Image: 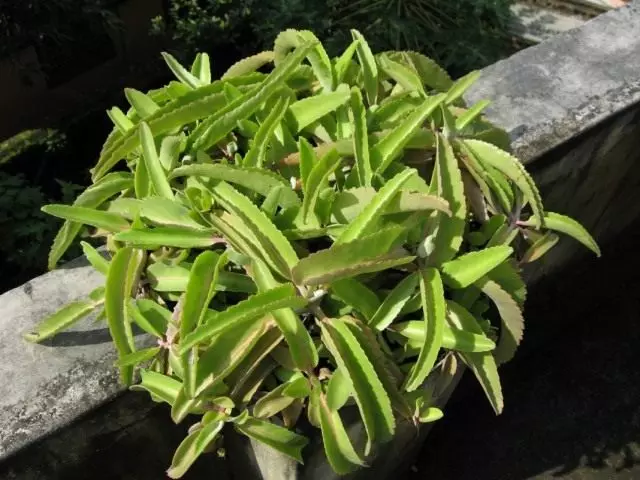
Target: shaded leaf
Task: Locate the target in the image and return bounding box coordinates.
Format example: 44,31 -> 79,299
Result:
234,416 -> 308,463
520,212 -> 600,256
166,419 -> 224,479
331,278 -> 380,322
222,51 -> 275,79
369,273 -> 419,331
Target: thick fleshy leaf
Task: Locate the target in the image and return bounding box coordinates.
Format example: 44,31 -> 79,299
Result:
298,30 -> 335,91
291,226 -> 414,286
477,278 -> 524,364
131,197 -> 203,229
288,90 -> 350,133
334,39 -> 359,84
521,231 -> 559,263
158,135 -> 182,171
300,148 -> 341,225
391,322 -> 496,353
115,227 -> 216,249
349,87 -> 372,187
24,286 -> 105,343
179,284 -> 307,352
326,368 -> 352,411
81,241 -> 110,275
139,122 -> 173,199
441,246 -> 513,289
446,301 -> 503,414
116,347 -> 161,368
105,247 -> 145,385
320,317 -> 395,451
388,51 -> 452,92
331,278 -> 380,322
464,139 -> 545,228
444,70 -> 481,105
403,268 -> 445,392
419,407 -> 443,423
107,106 -> 134,133
166,419 -> 224,479
132,370 -> 183,406
519,212 -> 600,256
222,51 -> 275,79
162,52 -> 204,89
336,169 -> 417,244
370,94 -> 445,174
249,257 -> 318,370
234,416 -> 308,463
128,298 -> 170,337
377,53 -> 425,95
124,88 -> 159,118
486,261 -> 526,307
318,390 -> 364,474
455,99 -> 491,131
146,261 -> 255,294
191,52 -> 211,84
254,383 -> 297,419
43,204 -> 129,232
351,29 -> 378,105
244,96 -> 290,168
369,273 -> 419,331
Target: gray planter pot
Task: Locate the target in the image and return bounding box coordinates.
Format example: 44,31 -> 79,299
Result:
225,367 -> 463,480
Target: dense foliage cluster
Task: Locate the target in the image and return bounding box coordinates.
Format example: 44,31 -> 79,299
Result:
27,30 -> 598,477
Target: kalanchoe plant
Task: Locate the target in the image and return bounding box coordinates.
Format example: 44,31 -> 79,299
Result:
26,29 -> 600,477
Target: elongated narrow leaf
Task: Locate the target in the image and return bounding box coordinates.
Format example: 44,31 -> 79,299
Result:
132,370 -> 182,406
180,284 -> 306,352
116,347 -> 160,368
170,163 -> 299,209
335,39 -> 359,84
253,383 -> 296,419
404,268 -> 445,391
81,241 -> 109,275
377,53 -> 425,95
158,135 -> 183,171
244,96 -> 290,168
326,368 -> 352,411
318,390 -> 364,474
298,30 -> 335,91
464,139 -> 544,228
320,317 -> 395,450
105,247 -> 145,384
351,29 -> 378,105
371,94 -> 445,174
162,52 -> 203,89
115,227 -> 216,248
388,51 -> 452,92
336,169 -> 417,244
167,419 -> 224,479
107,106 -> 134,133
521,231 -> 559,263
223,51 -> 274,79
24,288 -> 104,343
477,278 -> 524,364
234,416 -> 308,463
301,148 -> 341,225
146,261 -> 255,293
392,322 -> 495,353
249,257 -> 318,370
444,70 -> 481,105
455,99 -> 491,131
349,87 -> 371,187
136,197 -> 203,229
291,226 -> 414,286
124,88 -> 159,118
191,52 -> 211,84
128,298 -> 170,337
191,43 -> 313,152
520,212 -> 600,256
446,301 -> 503,413
441,246 -> 513,289
43,204 -> 129,232
287,90 -> 350,133
140,122 -> 173,199
369,273 -> 418,331
421,134 -> 466,265
331,278 -> 380,322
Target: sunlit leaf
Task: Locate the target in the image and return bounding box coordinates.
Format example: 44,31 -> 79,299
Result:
162,52 -> 204,89
351,29 -> 378,105
42,204 -> 129,232
331,278 -> 380,322
222,51 -> 275,79
115,227 -> 216,248
139,122 -> 174,199
519,212 -> 600,256
287,89 -> 350,133
166,418 -> 224,479
80,241 -> 110,275
234,416 -> 308,463
441,246 -> 513,289
369,273 -> 418,331
244,96 -> 290,168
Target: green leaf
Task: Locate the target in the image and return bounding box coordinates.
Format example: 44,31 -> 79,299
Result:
43,204 -> 129,232
253,383 -> 296,419
300,148 -> 341,225
139,122 -> 173,199
477,278 -> 524,364
298,30 -> 335,91
132,370 -> 183,406
180,284 -> 307,353
244,96 -> 290,168
234,416 -> 308,463
134,156 -> 151,199
81,241 -> 109,275
287,89 -> 350,133
162,52 -> 203,89
158,135 -> 183,171
167,419 -> 224,479
521,231 -> 559,263
369,273 -> 419,331
191,43 -> 314,152
317,389 -> 364,474
249,257 -> 318,370
105,247 -> 145,385
298,137 -> 317,193
370,94 -> 445,174
393,321 -> 495,353
403,268 -> 445,392
291,226 -> 414,286
334,39 -> 359,84
136,197 -> 204,229
351,29 -> 378,105
336,169 -> 417,244
170,163 -> 300,209
331,278 -> 380,322
116,347 -> 160,368
222,51 -> 275,79
441,246 -> 513,289
387,51 -> 452,92
326,368 -> 352,410
191,52 -> 211,84
421,134 -> 466,265
115,227 -> 216,248
455,99 -> 491,131
464,139 -> 545,228
146,261 -> 255,293
377,53 -> 425,95
24,287 -> 105,343
444,70 -> 481,105
320,317 -> 395,451
107,107 -> 134,133
211,182 -> 299,276
520,212 -> 600,256
349,87 -> 372,187
128,298 -> 170,337
446,301 -> 503,414
418,407 -> 443,423
124,88 -> 159,118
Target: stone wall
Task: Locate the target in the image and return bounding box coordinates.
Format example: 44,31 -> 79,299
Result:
1,2 -> 640,477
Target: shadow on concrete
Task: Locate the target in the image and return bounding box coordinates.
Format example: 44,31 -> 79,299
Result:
410,221 -> 640,479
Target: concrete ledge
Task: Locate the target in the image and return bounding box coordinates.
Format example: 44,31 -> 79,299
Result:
2,2 -> 640,475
